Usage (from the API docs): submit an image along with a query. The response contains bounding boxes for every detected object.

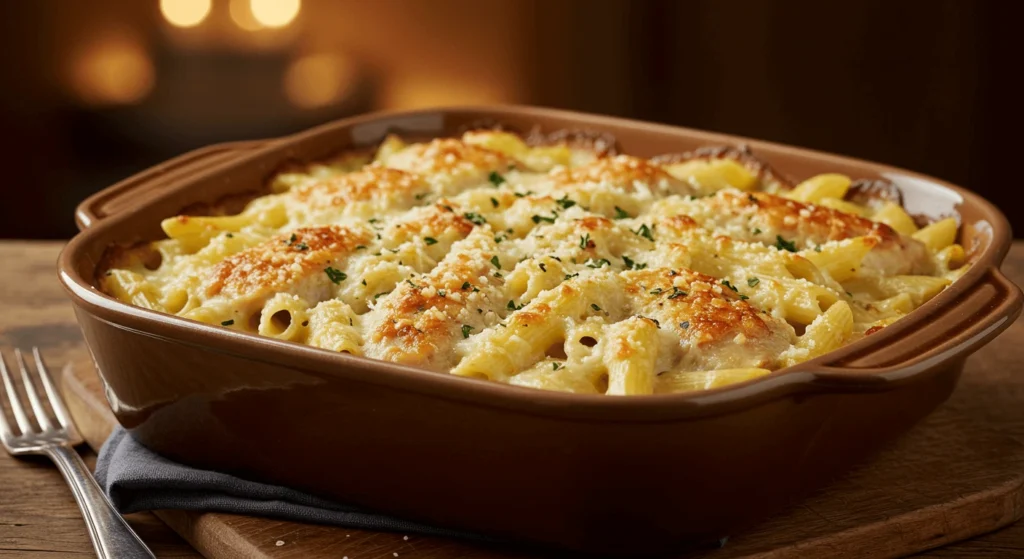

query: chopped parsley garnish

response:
[424,237,438,245]
[461,325,474,338]
[539,262,547,272]
[488,171,505,186]
[441,204,454,212]
[622,255,647,270]
[490,197,500,208]
[406,279,419,288]
[507,300,523,311]
[513,191,526,198]
[634,223,654,241]
[374,292,390,300]
[532,214,556,224]
[225,233,233,238]
[552,362,562,371]
[613,206,630,220]
[580,234,591,249]
[586,258,610,268]
[462,281,472,290]
[464,212,487,225]
[564,273,579,280]
[775,235,797,252]
[667,286,687,299]
[494,271,503,278]
[748,194,758,204]
[221,319,234,326]
[739,294,750,300]
[747,277,760,287]
[494,234,504,244]
[438,290,446,297]
[752,227,762,235]
[490,255,501,269]
[680,321,690,329]
[415,192,429,200]
[325,267,347,284]
[650,287,663,295]
[556,196,576,209]
[287,233,297,244]
[814,244,823,253]
[591,303,602,312]
[361,279,367,286]
[356,245,367,250]
[722,280,739,292]
[295,242,309,250]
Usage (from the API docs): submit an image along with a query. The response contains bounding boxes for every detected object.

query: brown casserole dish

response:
[58,106,1022,554]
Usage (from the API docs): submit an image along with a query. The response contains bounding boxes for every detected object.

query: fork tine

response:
[16,349,52,431]
[32,347,73,430]
[0,351,33,435]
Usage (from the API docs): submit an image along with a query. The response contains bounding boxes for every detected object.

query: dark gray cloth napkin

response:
[95,427,729,551]
[94,426,475,539]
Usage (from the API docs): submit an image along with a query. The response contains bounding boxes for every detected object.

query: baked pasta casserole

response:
[100,130,968,395]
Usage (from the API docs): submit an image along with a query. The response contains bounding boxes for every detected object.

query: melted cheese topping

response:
[99,131,967,395]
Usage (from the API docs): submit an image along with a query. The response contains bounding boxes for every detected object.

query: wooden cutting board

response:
[62,355,1024,559]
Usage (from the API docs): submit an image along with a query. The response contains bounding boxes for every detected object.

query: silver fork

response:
[0,348,155,559]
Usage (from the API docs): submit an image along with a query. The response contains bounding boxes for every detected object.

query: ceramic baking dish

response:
[58,106,1022,555]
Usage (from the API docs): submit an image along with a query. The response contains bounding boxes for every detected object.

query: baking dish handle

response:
[817,266,1022,376]
[75,140,271,230]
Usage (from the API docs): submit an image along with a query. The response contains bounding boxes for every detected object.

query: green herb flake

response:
[423,237,438,246]
[814,244,823,253]
[325,267,347,284]
[591,303,602,312]
[507,300,518,311]
[579,233,591,249]
[564,273,579,281]
[556,196,576,209]
[490,255,501,269]
[722,280,739,292]
[532,214,556,224]
[539,262,547,272]
[406,279,419,288]
[464,212,487,226]
[490,197,500,208]
[634,223,654,241]
[650,287,664,295]
[438,290,446,298]
[680,321,690,329]
[361,279,367,286]
[739,294,750,300]
[667,286,687,299]
[752,227,762,235]
[552,362,562,371]
[221,319,234,326]
[461,324,474,338]
[586,258,610,269]
[488,171,505,186]
[225,233,233,238]
[441,204,454,212]
[747,277,760,287]
[461,281,472,290]
[775,235,797,252]
[356,245,367,250]
[613,206,630,220]
[623,255,637,269]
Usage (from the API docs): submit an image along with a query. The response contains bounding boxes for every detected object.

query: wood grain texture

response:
[2,240,1024,558]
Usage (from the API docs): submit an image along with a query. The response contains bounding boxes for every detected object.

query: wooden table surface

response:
[1,240,1023,558]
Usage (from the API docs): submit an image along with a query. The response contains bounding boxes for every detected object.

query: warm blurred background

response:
[0,0,1018,239]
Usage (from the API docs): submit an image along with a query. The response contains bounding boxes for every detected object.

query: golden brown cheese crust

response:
[709,191,931,275]
[625,268,791,369]
[385,138,521,192]
[551,155,692,195]
[289,166,428,210]
[365,243,502,370]
[206,226,371,299]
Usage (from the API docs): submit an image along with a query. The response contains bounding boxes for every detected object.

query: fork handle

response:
[45,445,156,559]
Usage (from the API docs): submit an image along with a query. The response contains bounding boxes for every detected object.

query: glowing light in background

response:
[159,0,212,28]
[229,0,263,31]
[250,0,301,29]
[70,39,155,106]
[284,53,353,109]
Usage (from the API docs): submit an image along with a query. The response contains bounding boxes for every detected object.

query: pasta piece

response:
[785,301,853,366]
[655,368,771,394]
[785,173,851,203]
[913,217,958,252]
[603,317,660,396]
[872,202,918,235]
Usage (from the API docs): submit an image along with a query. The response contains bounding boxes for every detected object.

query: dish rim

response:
[57,104,1022,419]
